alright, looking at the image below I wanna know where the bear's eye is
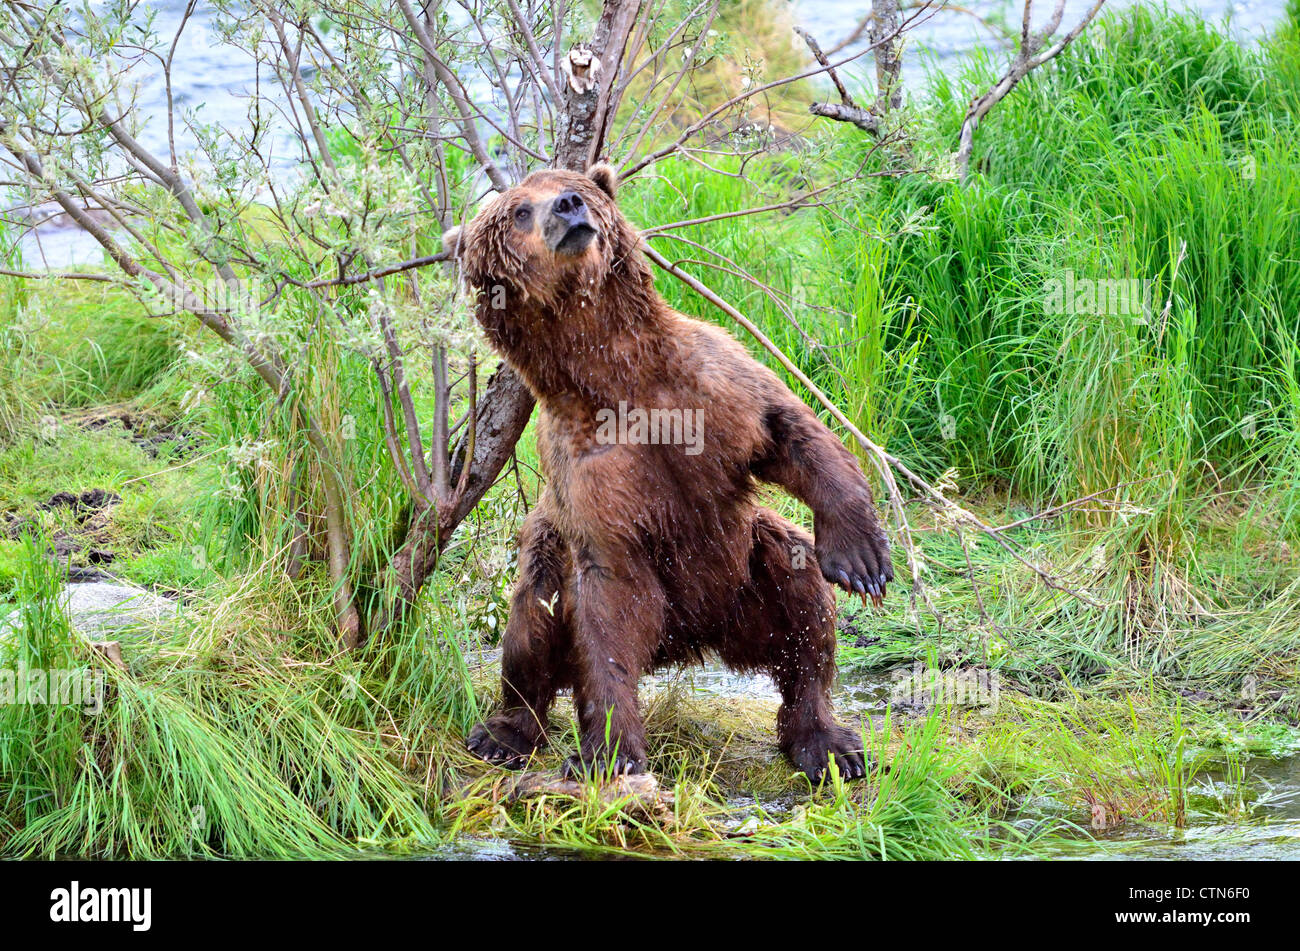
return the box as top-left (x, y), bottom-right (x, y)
top-left (513, 205), bottom-right (533, 228)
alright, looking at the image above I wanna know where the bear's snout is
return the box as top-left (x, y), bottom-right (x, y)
top-left (546, 190), bottom-right (597, 255)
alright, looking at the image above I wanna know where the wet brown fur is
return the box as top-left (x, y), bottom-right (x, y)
top-left (454, 165), bottom-right (892, 780)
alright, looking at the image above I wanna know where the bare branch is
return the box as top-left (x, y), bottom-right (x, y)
top-left (395, 0), bottom-right (510, 191)
top-left (955, 0), bottom-right (1107, 180)
top-left (808, 101), bottom-right (882, 134)
top-left (503, 0), bottom-right (565, 107)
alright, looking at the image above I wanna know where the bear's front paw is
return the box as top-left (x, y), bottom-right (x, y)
top-left (466, 715), bottom-right (545, 769)
top-left (784, 724), bottom-right (869, 783)
top-left (817, 524), bottom-right (894, 606)
top-left (561, 749), bottom-right (645, 780)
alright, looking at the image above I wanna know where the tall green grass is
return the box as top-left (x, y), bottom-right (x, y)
top-left (0, 534), bottom-right (447, 857)
top-left (904, 4), bottom-right (1300, 501)
top-left (636, 4), bottom-right (1300, 510)
top-left (0, 278), bottom-right (184, 447)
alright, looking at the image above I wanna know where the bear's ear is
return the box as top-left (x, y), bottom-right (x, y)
top-left (587, 162), bottom-right (617, 199)
top-left (441, 225), bottom-right (463, 256)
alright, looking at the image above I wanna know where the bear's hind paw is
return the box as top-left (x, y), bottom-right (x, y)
top-left (466, 716), bottom-right (544, 769)
top-left (785, 724), bottom-right (869, 783)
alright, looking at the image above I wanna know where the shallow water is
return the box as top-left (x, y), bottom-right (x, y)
top-left (461, 648), bottom-right (1300, 860)
top-left (1042, 754), bottom-right (1300, 860)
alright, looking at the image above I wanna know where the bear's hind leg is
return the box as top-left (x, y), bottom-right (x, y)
top-left (718, 509), bottom-right (867, 782)
top-left (467, 510), bottom-right (572, 769)
top-left (561, 549), bottom-right (664, 778)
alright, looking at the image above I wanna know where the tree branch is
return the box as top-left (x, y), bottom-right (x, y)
top-left (954, 0), bottom-right (1107, 181)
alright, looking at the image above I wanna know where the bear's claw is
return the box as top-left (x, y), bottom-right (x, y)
top-left (561, 750), bottom-right (644, 780)
top-left (466, 716), bottom-right (544, 769)
top-left (820, 529), bottom-right (893, 607)
top-left (785, 724), bottom-right (869, 783)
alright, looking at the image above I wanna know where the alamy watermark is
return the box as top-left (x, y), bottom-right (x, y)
top-left (0, 662), bottom-right (106, 714)
top-left (890, 662), bottom-right (999, 714)
top-left (595, 401), bottom-right (705, 456)
top-left (145, 276), bottom-right (266, 319)
top-left (1043, 269), bottom-right (1154, 321)
top-left (50, 881), bottom-right (151, 931)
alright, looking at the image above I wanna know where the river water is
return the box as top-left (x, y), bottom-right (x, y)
top-left (16, 0), bottom-right (1291, 266)
top-left (798, 0), bottom-right (1283, 68)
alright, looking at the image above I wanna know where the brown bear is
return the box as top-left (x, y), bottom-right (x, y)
top-left (447, 163), bottom-right (892, 781)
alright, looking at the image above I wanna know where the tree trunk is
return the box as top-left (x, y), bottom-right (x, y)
top-left (556, 0), bottom-right (643, 170)
top-left (387, 365), bottom-right (535, 607)
top-left (869, 0), bottom-right (903, 115)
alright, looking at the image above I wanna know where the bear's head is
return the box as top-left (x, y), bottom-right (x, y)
top-left (442, 163), bottom-right (649, 316)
